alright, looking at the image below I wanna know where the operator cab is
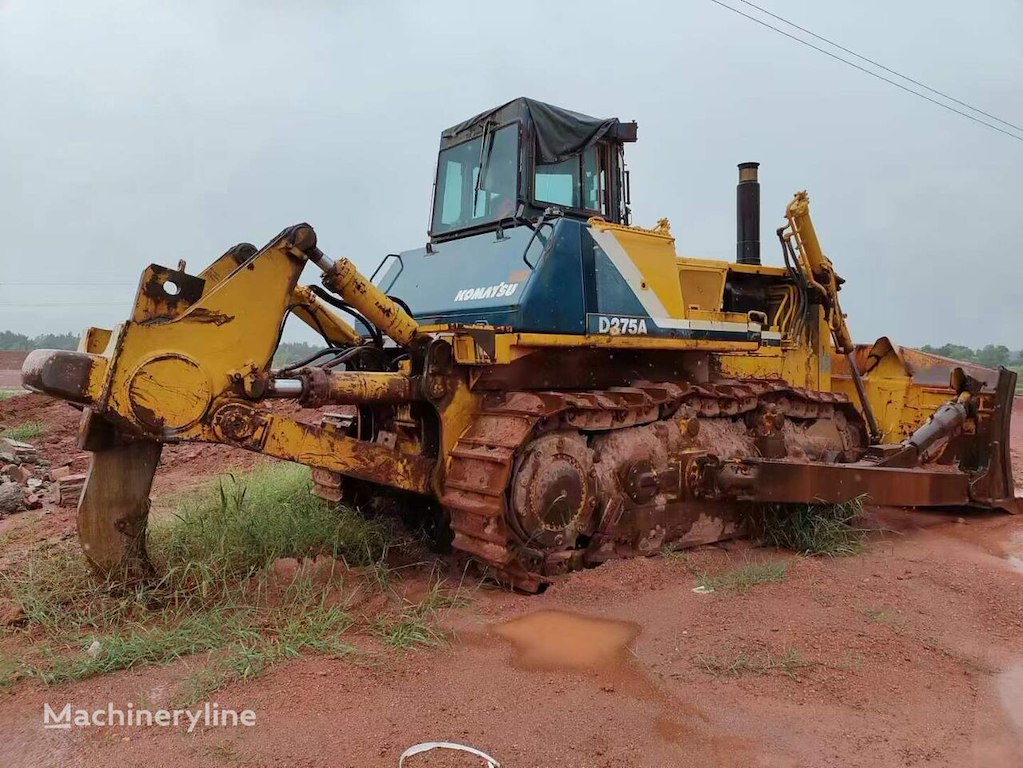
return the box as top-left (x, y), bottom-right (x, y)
top-left (429, 97), bottom-right (638, 242)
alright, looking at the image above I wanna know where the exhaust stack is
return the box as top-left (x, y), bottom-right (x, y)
top-left (736, 162), bottom-right (760, 265)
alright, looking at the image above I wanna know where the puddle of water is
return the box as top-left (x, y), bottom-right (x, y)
top-left (491, 610), bottom-right (639, 673)
top-left (489, 611), bottom-right (752, 758)
top-left (998, 664), bottom-right (1023, 741)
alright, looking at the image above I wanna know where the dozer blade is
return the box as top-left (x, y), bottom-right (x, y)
top-left (966, 365), bottom-right (1019, 513)
top-left (77, 439), bottom-right (163, 583)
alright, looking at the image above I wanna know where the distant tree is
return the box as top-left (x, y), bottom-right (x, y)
top-left (918, 343), bottom-right (1019, 366)
top-left (30, 332), bottom-right (79, 351)
top-left (932, 344), bottom-right (977, 363)
top-left (0, 331), bottom-right (30, 350)
top-left (975, 344), bottom-right (1011, 367)
top-left (0, 331), bottom-right (78, 350)
top-left (273, 341), bottom-right (321, 367)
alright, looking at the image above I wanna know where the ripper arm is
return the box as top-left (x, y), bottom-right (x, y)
top-left (23, 224), bottom-right (432, 578)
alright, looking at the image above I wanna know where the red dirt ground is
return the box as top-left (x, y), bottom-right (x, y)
top-left (0, 351), bottom-right (28, 389)
top-left (0, 385), bottom-right (1021, 767)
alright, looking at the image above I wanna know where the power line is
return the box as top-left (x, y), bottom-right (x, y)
top-left (0, 302), bottom-right (126, 307)
top-left (733, 0), bottom-right (1023, 136)
top-left (0, 282), bottom-right (135, 287)
top-left (707, 0), bottom-right (1023, 143)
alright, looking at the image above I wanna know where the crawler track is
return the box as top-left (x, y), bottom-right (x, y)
top-left (441, 380), bottom-right (866, 591)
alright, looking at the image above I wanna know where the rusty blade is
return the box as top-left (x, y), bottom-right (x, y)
top-left (77, 440), bottom-right (163, 583)
top-left (716, 458), bottom-right (972, 507)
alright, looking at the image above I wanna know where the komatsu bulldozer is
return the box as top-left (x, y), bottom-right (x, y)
top-left (24, 97), bottom-right (1017, 591)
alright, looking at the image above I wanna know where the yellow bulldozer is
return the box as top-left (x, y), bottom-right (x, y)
top-left (24, 98), bottom-right (1017, 591)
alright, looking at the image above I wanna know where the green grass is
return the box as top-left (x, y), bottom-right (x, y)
top-left (0, 462), bottom-right (462, 696)
top-left (863, 606), bottom-right (907, 634)
top-left (696, 559), bottom-right (788, 593)
top-left (752, 496), bottom-right (868, 556)
top-left (695, 647), bottom-right (812, 680)
top-left (371, 578), bottom-right (469, 649)
top-left (157, 463), bottom-right (391, 584)
top-left (0, 390), bottom-right (26, 401)
top-left (663, 550), bottom-right (789, 593)
top-left (1, 421), bottom-right (44, 440)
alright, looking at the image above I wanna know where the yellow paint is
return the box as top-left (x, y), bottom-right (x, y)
top-left (677, 261), bottom-right (726, 312)
top-left (589, 218), bottom-right (686, 317)
top-left (502, 332), bottom-right (760, 355)
top-left (783, 191), bottom-right (855, 354)
top-left (831, 340), bottom-right (961, 442)
top-left (54, 188), bottom-right (951, 513)
top-left (316, 371), bottom-right (414, 403)
top-left (324, 257), bottom-right (421, 346)
top-left (289, 285), bottom-right (362, 346)
top-left (78, 327), bottom-right (112, 355)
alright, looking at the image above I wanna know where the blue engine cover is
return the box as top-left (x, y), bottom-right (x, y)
top-left (375, 219), bottom-right (653, 334)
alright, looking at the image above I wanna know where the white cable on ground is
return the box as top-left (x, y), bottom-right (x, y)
top-left (398, 741), bottom-right (501, 767)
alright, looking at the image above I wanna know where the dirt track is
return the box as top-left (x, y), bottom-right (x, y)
top-left (0, 391), bottom-right (1021, 767)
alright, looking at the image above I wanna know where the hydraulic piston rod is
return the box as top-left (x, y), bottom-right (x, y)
top-left (268, 369), bottom-right (419, 406)
top-left (288, 225), bottom-right (423, 350)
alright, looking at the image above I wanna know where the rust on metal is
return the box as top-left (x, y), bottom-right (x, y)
top-left (135, 265), bottom-right (206, 323)
top-left (77, 440), bottom-right (163, 583)
top-left (441, 379), bottom-right (866, 591)
top-left (21, 348), bottom-right (98, 404)
top-left (836, 337), bottom-right (1002, 391)
top-left (715, 458), bottom-right (970, 507)
top-left (208, 401), bottom-right (435, 496)
top-left (211, 402), bottom-right (269, 443)
top-left (963, 367), bottom-right (1019, 512)
top-left (508, 431), bottom-right (597, 551)
top-left (321, 257), bottom-right (422, 348)
top-left (181, 307), bottom-right (234, 326)
top-left (297, 368), bottom-right (419, 408)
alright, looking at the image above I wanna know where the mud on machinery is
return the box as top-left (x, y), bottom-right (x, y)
top-left (25, 98), bottom-right (1017, 591)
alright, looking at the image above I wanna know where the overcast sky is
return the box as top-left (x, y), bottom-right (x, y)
top-left (1, 0), bottom-right (1021, 347)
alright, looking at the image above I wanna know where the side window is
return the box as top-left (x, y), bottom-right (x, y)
top-left (535, 146), bottom-right (602, 212)
top-left (535, 157), bottom-right (579, 207)
top-left (582, 147), bottom-right (601, 212)
top-left (439, 160), bottom-right (464, 226)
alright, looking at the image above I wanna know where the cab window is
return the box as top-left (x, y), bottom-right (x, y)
top-left (432, 124), bottom-right (519, 235)
top-left (535, 146), bottom-right (602, 212)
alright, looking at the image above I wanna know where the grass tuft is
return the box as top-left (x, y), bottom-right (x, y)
top-left (696, 647), bottom-right (811, 680)
top-left (863, 606), bottom-right (908, 634)
top-left (372, 577), bottom-right (469, 649)
top-left (696, 559), bottom-right (788, 593)
top-left (1, 421), bottom-right (44, 440)
top-left (0, 390), bottom-right (26, 401)
top-left (753, 496), bottom-right (868, 556)
top-left (155, 462), bottom-right (391, 588)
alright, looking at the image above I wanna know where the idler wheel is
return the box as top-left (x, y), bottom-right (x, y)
top-left (509, 432), bottom-right (596, 550)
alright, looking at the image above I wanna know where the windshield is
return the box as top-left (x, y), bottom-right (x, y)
top-left (432, 123), bottom-right (518, 235)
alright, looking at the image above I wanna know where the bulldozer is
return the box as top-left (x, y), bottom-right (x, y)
top-left (23, 97), bottom-right (1018, 591)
